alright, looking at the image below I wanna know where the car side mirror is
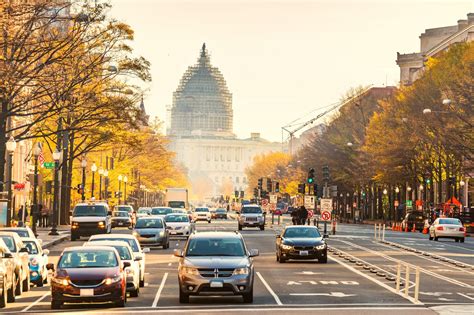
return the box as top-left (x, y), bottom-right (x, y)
top-left (20, 247), bottom-right (29, 253)
top-left (123, 261), bottom-right (131, 269)
top-left (134, 256), bottom-right (142, 261)
top-left (142, 247), bottom-right (150, 253)
top-left (249, 249), bottom-right (259, 257)
top-left (173, 249), bottom-right (183, 257)
top-left (4, 252), bottom-right (13, 259)
top-left (46, 263), bottom-right (55, 271)
top-left (43, 249), bottom-right (50, 256)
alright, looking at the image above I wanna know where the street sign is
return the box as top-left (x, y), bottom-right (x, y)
top-left (320, 198), bottom-right (332, 212)
top-left (304, 195), bottom-right (315, 210)
top-left (262, 199), bottom-right (269, 207)
top-left (43, 162), bottom-right (55, 169)
top-left (270, 194), bottom-right (277, 204)
top-left (406, 200), bottom-right (413, 209)
top-left (321, 210), bottom-right (331, 221)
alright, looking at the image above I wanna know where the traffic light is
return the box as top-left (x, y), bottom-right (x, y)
top-left (266, 178), bottom-right (272, 192)
top-left (275, 182), bottom-right (280, 193)
top-left (298, 183), bottom-right (305, 194)
top-left (240, 190), bottom-right (244, 198)
top-left (307, 168), bottom-right (315, 184)
top-left (258, 178), bottom-right (263, 190)
top-left (322, 165), bottom-right (330, 181)
top-left (106, 191), bottom-right (112, 198)
top-left (234, 190), bottom-right (239, 198)
top-left (253, 188), bottom-right (258, 197)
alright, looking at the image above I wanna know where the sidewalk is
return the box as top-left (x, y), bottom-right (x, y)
top-left (36, 225), bottom-right (70, 249)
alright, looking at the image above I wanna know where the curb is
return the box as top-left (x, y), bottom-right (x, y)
top-left (42, 233), bottom-right (70, 249)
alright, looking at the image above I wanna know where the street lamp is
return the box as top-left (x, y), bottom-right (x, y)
top-left (91, 163), bottom-right (97, 199)
top-left (347, 142), bottom-right (353, 147)
top-left (395, 187), bottom-right (400, 193)
top-left (118, 175), bottom-right (123, 204)
top-left (422, 108), bottom-right (432, 115)
top-left (32, 143), bottom-right (41, 237)
top-left (123, 176), bottom-right (128, 204)
top-left (98, 168), bottom-right (104, 199)
top-left (383, 188), bottom-right (388, 195)
top-left (49, 150), bottom-right (61, 236)
top-left (5, 136), bottom-right (16, 227)
top-left (81, 158), bottom-right (87, 201)
top-left (442, 99), bottom-right (451, 106)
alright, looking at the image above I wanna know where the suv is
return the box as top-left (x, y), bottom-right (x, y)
top-left (238, 205), bottom-right (265, 230)
top-left (71, 202), bottom-right (112, 241)
top-left (193, 207), bottom-right (211, 223)
top-left (402, 211), bottom-right (428, 232)
top-left (174, 231), bottom-right (259, 303)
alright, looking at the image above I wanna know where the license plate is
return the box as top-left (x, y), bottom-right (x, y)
top-left (80, 289), bottom-right (94, 296)
top-left (299, 251), bottom-right (309, 256)
top-left (118, 222), bottom-right (123, 226)
top-left (210, 281), bottom-right (223, 288)
top-left (170, 231), bottom-right (177, 234)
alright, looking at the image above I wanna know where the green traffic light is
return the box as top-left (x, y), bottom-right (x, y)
top-left (308, 178), bottom-right (314, 184)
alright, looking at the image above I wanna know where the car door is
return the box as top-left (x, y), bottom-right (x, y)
top-left (0, 247), bottom-right (14, 291)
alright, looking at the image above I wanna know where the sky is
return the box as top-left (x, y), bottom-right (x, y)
top-left (109, 0), bottom-right (473, 142)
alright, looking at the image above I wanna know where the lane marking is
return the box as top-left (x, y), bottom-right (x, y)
top-left (256, 271), bottom-right (283, 306)
top-left (329, 255), bottom-right (422, 305)
top-left (21, 291), bottom-right (50, 312)
top-left (168, 262), bottom-right (172, 266)
top-left (152, 272), bottom-right (168, 307)
top-left (457, 292), bottom-right (474, 301)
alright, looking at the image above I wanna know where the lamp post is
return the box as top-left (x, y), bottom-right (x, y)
top-left (98, 168), bottom-right (104, 199)
top-left (123, 176), bottom-right (128, 204)
top-left (49, 150), bottom-right (61, 236)
top-left (81, 158), bottom-right (87, 201)
top-left (90, 163), bottom-right (97, 199)
top-left (118, 175), bottom-right (123, 204)
top-left (32, 143), bottom-right (41, 237)
top-left (460, 180), bottom-right (466, 207)
top-left (104, 170), bottom-right (109, 201)
top-left (5, 137), bottom-right (16, 227)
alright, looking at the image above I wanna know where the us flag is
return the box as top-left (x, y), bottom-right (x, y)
top-left (37, 143), bottom-right (45, 167)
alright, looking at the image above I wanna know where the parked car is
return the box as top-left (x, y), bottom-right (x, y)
top-left (214, 208), bottom-right (228, 219)
top-left (401, 211), bottom-right (428, 232)
top-left (0, 227), bottom-right (36, 240)
top-left (193, 207), bottom-right (211, 223)
top-left (0, 232), bottom-right (30, 295)
top-left (133, 217), bottom-right (169, 249)
top-left (111, 211), bottom-right (132, 228)
top-left (48, 246), bottom-right (128, 309)
top-left (0, 239), bottom-right (16, 306)
top-left (276, 226), bottom-right (327, 263)
top-left (22, 238), bottom-right (49, 287)
top-left (456, 207), bottom-right (474, 234)
top-left (238, 205), bottom-right (265, 231)
top-left (429, 217), bottom-right (465, 242)
top-left (174, 231), bottom-right (259, 303)
top-left (88, 234), bottom-right (150, 287)
top-left (83, 241), bottom-right (140, 297)
top-left (164, 214), bottom-right (194, 237)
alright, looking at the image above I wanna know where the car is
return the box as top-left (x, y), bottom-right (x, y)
top-left (276, 226), bottom-right (327, 263)
top-left (172, 208), bottom-right (188, 215)
top-left (151, 207), bottom-right (173, 217)
top-left (111, 211), bottom-right (132, 228)
top-left (174, 231), bottom-right (259, 303)
top-left (22, 238), bottom-right (49, 287)
top-left (70, 202), bottom-right (112, 241)
top-left (214, 208), bottom-right (228, 219)
top-left (88, 234), bottom-right (150, 288)
top-left (164, 214), bottom-right (195, 237)
top-left (401, 211), bottom-right (428, 232)
top-left (0, 239), bottom-right (16, 306)
top-left (83, 241), bottom-right (140, 297)
top-left (133, 216), bottom-right (170, 249)
top-left (0, 227), bottom-right (36, 240)
top-left (114, 205), bottom-right (134, 217)
top-left (0, 232), bottom-right (30, 296)
top-left (136, 208), bottom-right (151, 218)
top-left (456, 207), bottom-right (474, 234)
top-left (193, 207), bottom-right (211, 223)
top-left (429, 217), bottom-right (465, 242)
top-left (238, 205), bottom-right (265, 230)
top-left (48, 246), bottom-right (129, 309)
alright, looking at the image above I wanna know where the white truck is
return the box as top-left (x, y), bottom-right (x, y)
top-left (165, 188), bottom-right (189, 209)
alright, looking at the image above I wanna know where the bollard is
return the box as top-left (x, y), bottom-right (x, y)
top-left (317, 220), bottom-right (320, 228)
top-left (404, 265), bottom-right (410, 297)
top-left (396, 261), bottom-right (401, 292)
top-left (271, 213), bottom-right (274, 225)
top-left (414, 266), bottom-right (420, 302)
top-left (332, 220), bottom-right (336, 235)
top-left (323, 222), bottom-right (328, 237)
top-left (374, 224), bottom-right (377, 240)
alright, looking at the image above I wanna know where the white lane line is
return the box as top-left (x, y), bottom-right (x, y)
top-left (21, 291), bottom-right (50, 312)
top-left (457, 292), bottom-right (474, 301)
top-left (329, 255), bottom-right (422, 305)
top-left (256, 271), bottom-right (283, 306)
top-left (152, 272), bottom-right (168, 307)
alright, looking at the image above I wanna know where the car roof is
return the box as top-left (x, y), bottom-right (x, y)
top-left (138, 215), bottom-right (164, 220)
top-left (152, 207), bottom-right (172, 209)
top-left (190, 231), bottom-right (242, 239)
top-left (0, 231), bottom-right (21, 238)
top-left (285, 225), bottom-right (319, 230)
top-left (89, 234), bottom-right (136, 240)
top-left (84, 241), bottom-right (132, 248)
top-left (242, 204), bottom-right (260, 207)
top-left (63, 245), bottom-right (118, 252)
top-left (0, 227), bottom-right (30, 230)
top-left (113, 211), bottom-right (129, 213)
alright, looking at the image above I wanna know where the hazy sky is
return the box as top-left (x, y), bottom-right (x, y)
top-left (110, 0), bottom-right (472, 142)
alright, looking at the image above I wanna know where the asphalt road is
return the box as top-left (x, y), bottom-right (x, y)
top-left (2, 217), bottom-right (473, 314)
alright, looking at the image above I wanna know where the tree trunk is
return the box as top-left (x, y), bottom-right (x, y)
top-left (65, 131), bottom-right (75, 223)
top-left (0, 97), bottom-right (7, 192)
top-left (59, 127), bottom-right (69, 225)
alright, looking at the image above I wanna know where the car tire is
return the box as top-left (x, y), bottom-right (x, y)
top-left (139, 274), bottom-right (145, 288)
top-left (429, 232), bottom-right (433, 240)
top-left (460, 238), bottom-right (465, 243)
top-left (22, 271), bottom-right (30, 292)
top-left (455, 238), bottom-right (459, 242)
top-left (179, 288), bottom-right (189, 303)
top-left (71, 233), bottom-right (77, 241)
top-left (51, 300), bottom-right (62, 309)
top-left (238, 224), bottom-right (242, 231)
top-left (279, 256), bottom-right (286, 263)
top-left (242, 287), bottom-right (253, 303)
top-left (208, 220), bottom-right (211, 224)
top-left (130, 286), bottom-right (139, 297)
top-left (7, 273), bottom-right (15, 303)
top-left (318, 256), bottom-right (328, 263)
top-left (14, 272), bottom-right (22, 296)
top-left (0, 281), bottom-right (7, 308)
top-left (434, 236), bottom-right (439, 241)
top-left (260, 225), bottom-right (265, 231)
top-left (36, 278), bottom-right (44, 287)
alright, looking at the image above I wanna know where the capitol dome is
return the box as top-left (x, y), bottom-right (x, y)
top-left (169, 43), bottom-right (234, 138)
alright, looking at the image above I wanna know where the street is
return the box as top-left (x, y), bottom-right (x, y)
top-left (2, 216), bottom-right (473, 314)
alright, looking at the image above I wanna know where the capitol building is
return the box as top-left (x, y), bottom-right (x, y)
top-left (167, 44), bottom-right (281, 197)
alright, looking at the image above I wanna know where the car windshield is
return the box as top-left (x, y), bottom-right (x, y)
top-left (138, 210), bottom-right (150, 214)
top-left (0, 236), bottom-right (15, 252)
top-left (58, 250), bottom-right (118, 268)
top-left (168, 201), bottom-right (185, 208)
top-left (73, 205), bottom-right (108, 217)
top-left (172, 209), bottom-right (186, 214)
top-left (284, 228), bottom-right (321, 238)
top-left (439, 218), bottom-right (462, 225)
top-left (135, 218), bottom-right (164, 229)
top-left (151, 208), bottom-right (172, 215)
top-left (113, 212), bottom-right (129, 217)
top-left (0, 229), bottom-right (29, 237)
top-left (116, 206), bottom-right (132, 213)
top-left (165, 215), bottom-right (189, 223)
top-left (195, 208), bottom-right (209, 212)
top-left (242, 207), bottom-right (262, 214)
top-left (110, 245), bottom-right (131, 260)
top-left (186, 238), bottom-right (245, 256)
top-left (24, 241), bottom-right (39, 255)
top-left (90, 238), bottom-right (139, 252)
top-left (216, 209), bottom-right (226, 213)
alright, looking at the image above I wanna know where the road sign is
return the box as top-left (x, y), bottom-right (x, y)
top-left (261, 199), bottom-right (269, 206)
top-left (269, 194), bottom-right (277, 204)
top-left (406, 200), bottom-right (413, 209)
top-left (43, 162), bottom-right (55, 169)
top-left (321, 210), bottom-right (331, 221)
top-left (304, 195), bottom-right (315, 210)
top-left (320, 198), bottom-right (332, 212)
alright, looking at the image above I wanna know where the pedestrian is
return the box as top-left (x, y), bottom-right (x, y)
top-left (298, 206), bottom-right (308, 225)
top-left (291, 207), bottom-right (299, 225)
top-left (42, 205), bottom-right (50, 227)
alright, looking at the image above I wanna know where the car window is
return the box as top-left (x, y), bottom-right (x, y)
top-left (168, 201), bottom-right (185, 208)
top-left (186, 238), bottom-right (245, 256)
top-left (24, 241), bottom-right (39, 255)
top-left (195, 208), bottom-right (209, 212)
top-left (151, 208), bottom-right (172, 215)
top-left (59, 250), bottom-right (118, 268)
top-left (0, 229), bottom-right (29, 237)
top-left (116, 206), bottom-right (133, 213)
top-left (216, 209), bottom-right (226, 213)
top-left (73, 205), bottom-right (108, 217)
top-left (165, 215), bottom-right (189, 223)
top-left (241, 207), bottom-right (262, 214)
top-left (135, 218), bottom-right (164, 228)
top-left (90, 237), bottom-right (140, 252)
top-left (284, 228), bottom-right (321, 238)
top-left (0, 236), bottom-right (16, 252)
top-left (439, 218), bottom-right (462, 225)
top-left (111, 245), bottom-right (132, 260)
top-left (113, 212), bottom-right (129, 217)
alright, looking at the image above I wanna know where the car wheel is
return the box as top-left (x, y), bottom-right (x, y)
top-left (279, 256), bottom-right (286, 263)
top-left (71, 233), bottom-right (77, 241)
top-left (429, 233), bottom-right (433, 240)
top-left (455, 238), bottom-right (459, 242)
top-left (434, 234), bottom-right (439, 241)
top-left (260, 225), bottom-right (265, 231)
top-left (22, 271), bottom-right (30, 292)
top-left (0, 280), bottom-right (7, 308)
top-left (318, 256), bottom-right (328, 263)
top-left (208, 220), bottom-right (211, 223)
top-left (460, 238), bottom-right (465, 243)
top-left (242, 286), bottom-right (253, 303)
top-left (179, 288), bottom-right (189, 303)
top-left (14, 272), bottom-right (22, 296)
top-left (7, 273), bottom-right (15, 303)
top-left (51, 300), bottom-right (62, 309)
top-left (130, 285), bottom-right (139, 297)
top-left (238, 224), bottom-right (242, 231)
top-left (36, 277), bottom-right (44, 287)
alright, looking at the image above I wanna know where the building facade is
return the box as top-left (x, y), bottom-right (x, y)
top-left (168, 44), bottom-right (281, 197)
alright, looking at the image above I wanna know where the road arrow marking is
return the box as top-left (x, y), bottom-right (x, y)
top-left (289, 292), bottom-right (356, 297)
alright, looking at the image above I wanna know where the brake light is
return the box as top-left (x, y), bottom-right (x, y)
top-left (459, 227), bottom-right (465, 232)
top-left (436, 226), bottom-right (444, 231)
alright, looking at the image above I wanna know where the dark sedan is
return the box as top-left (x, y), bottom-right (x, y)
top-left (111, 211), bottom-right (132, 228)
top-left (213, 208), bottom-right (228, 219)
top-left (276, 226), bottom-right (327, 263)
top-left (49, 246), bottom-right (129, 309)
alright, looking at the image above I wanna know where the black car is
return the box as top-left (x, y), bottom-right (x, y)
top-left (214, 209), bottom-right (228, 219)
top-left (276, 226), bottom-right (327, 263)
top-left (402, 211), bottom-right (427, 232)
top-left (111, 211), bottom-right (132, 228)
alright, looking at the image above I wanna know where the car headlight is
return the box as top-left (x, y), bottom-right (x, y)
top-left (281, 244), bottom-right (293, 250)
top-left (233, 267), bottom-right (250, 275)
top-left (315, 244), bottom-right (326, 250)
top-left (125, 268), bottom-right (134, 275)
top-left (30, 258), bottom-right (39, 266)
top-left (72, 221), bottom-right (79, 229)
top-left (159, 231), bottom-right (165, 237)
top-left (181, 266), bottom-right (200, 276)
top-left (98, 221), bottom-right (105, 227)
top-left (104, 275), bottom-right (122, 285)
top-left (52, 278), bottom-right (69, 286)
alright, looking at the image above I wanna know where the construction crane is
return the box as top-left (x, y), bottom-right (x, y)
top-left (282, 86), bottom-right (373, 155)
